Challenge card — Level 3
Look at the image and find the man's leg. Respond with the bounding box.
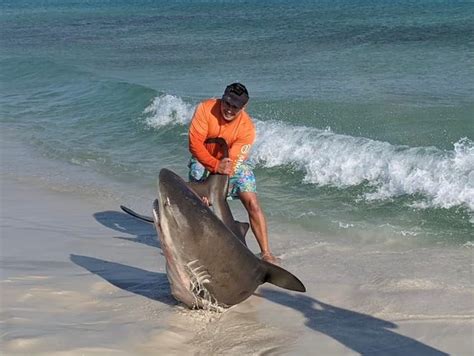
[188,157,208,182]
[238,191,278,264]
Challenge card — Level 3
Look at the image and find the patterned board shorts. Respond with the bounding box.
[188,156,257,200]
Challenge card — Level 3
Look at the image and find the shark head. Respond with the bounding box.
[156,168,224,309]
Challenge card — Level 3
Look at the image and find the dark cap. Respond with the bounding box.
[222,83,249,109]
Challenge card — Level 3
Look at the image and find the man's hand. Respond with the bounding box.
[201,196,210,206]
[217,158,233,175]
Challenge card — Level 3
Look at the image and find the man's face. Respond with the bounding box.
[220,99,243,121]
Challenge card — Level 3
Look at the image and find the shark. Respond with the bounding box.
[153,168,305,309]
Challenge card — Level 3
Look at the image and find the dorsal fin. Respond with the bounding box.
[263,261,306,292]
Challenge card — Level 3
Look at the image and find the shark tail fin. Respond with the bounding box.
[263,261,306,292]
[186,181,210,199]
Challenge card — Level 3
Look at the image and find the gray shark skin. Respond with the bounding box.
[187,175,249,246]
[153,168,306,309]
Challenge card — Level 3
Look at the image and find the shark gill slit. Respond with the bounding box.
[186,259,225,312]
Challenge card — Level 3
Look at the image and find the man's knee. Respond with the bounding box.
[239,192,262,215]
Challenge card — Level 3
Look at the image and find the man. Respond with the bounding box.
[188,83,278,264]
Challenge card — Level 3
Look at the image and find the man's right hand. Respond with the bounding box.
[217,158,233,175]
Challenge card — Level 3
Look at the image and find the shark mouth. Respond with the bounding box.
[153,202,226,311]
[186,259,227,312]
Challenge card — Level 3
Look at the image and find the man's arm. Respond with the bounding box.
[188,103,220,172]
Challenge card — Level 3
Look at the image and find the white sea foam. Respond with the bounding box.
[141,95,473,211]
[253,120,474,211]
[142,94,194,128]
[333,221,355,229]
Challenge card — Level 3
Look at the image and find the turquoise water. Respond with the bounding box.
[1,0,473,243]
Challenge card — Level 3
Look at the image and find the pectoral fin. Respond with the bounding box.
[120,205,154,223]
[263,261,306,292]
[236,221,250,246]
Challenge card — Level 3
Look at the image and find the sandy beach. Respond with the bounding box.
[1,172,472,355]
[1,2,473,354]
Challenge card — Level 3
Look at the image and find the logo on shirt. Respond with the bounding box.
[235,144,251,172]
[240,144,251,154]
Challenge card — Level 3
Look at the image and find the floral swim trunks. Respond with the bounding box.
[188,156,257,200]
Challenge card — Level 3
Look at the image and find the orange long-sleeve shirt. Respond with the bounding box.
[189,99,255,174]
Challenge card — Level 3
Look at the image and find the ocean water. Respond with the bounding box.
[1,0,473,245]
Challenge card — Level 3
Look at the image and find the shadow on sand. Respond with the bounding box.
[93,210,160,249]
[260,289,448,356]
[84,211,173,304]
[70,254,175,305]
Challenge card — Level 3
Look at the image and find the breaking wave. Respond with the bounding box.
[141,95,474,211]
[253,121,473,211]
[142,94,194,128]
